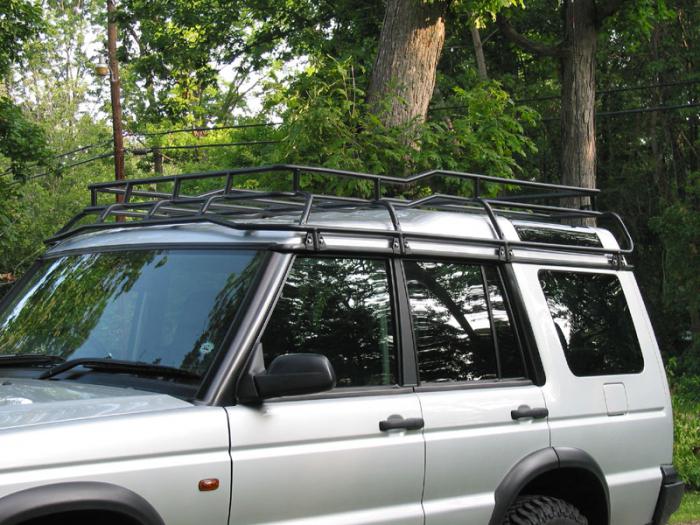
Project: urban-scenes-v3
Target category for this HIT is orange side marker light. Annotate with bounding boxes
[198,478,220,492]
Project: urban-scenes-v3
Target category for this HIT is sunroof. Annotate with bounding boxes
[514,224,602,248]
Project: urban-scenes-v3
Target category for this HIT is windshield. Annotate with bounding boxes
[0,249,264,384]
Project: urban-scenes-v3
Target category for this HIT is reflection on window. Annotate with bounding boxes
[539,271,644,376]
[0,250,263,377]
[261,257,396,388]
[483,266,526,379]
[405,261,497,382]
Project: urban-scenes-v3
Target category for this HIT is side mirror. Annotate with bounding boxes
[254,353,336,399]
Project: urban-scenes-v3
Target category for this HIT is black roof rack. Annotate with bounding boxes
[48,164,633,266]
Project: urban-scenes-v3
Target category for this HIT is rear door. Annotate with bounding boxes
[226,255,425,525]
[402,260,550,524]
[516,265,672,525]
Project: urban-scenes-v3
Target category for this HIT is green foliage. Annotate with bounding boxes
[650,173,700,376]
[673,394,700,490]
[670,491,700,524]
[0,0,42,77]
[259,58,537,196]
[0,97,51,177]
[0,0,50,176]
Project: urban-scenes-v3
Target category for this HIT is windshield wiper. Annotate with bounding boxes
[39,358,201,382]
[0,354,66,367]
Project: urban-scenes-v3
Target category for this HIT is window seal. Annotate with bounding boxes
[481,265,503,378]
[414,378,533,393]
[391,258,418,386]
[263,385,415,403]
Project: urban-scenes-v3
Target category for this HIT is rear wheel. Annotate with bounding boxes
[502,495,588,525]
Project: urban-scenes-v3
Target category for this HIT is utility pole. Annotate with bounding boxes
[107,0,125,201]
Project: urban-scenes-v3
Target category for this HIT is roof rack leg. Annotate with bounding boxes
[292,168,301,193]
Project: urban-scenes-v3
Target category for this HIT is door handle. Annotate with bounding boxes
[379,415,425,432]
[511,405,549,420]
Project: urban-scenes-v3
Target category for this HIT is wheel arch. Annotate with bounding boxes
[0,481,165,525]
[488,447,609,525]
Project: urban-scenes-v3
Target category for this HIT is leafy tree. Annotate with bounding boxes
[0,0,50,177]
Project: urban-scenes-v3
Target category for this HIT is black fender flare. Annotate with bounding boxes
[488,447,610,525]
[0,481,165,525]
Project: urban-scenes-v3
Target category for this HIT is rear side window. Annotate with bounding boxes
[404,261,526,383]
[261,257,397,388]
[539,271,644,376]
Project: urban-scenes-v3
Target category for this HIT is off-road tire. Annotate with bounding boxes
[502,495,588,525]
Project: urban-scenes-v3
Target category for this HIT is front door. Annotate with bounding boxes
[227,255,425,525]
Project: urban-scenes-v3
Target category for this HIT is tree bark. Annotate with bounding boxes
[498,1,627,222]
[559,0,597,213]
[469,20,488,80]
[367,0,448,129]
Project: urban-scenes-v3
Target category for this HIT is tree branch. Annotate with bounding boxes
[496,14,563,58]
[595,0,628,26]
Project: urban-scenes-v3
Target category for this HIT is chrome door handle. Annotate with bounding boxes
[511,405,549,420]
[379,415,425,431]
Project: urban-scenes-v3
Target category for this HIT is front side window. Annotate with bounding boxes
[539,270,644,376]
[261,257,397,388]
[405,261,525,383]
[0,250,264,380]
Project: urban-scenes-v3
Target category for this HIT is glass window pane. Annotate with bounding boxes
[405,261,497,382]
[0,250,264,378]
[261,257,396,388]
[483,266,526,379]
[539,271,644,376]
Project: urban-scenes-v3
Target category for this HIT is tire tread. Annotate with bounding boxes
[502,495,588,525]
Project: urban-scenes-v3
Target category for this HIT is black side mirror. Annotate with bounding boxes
[253,353,336,399]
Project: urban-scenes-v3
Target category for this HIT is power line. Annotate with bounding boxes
[540,102,700,122]
[430,78,700,111]
[126,121,283,138]
[14,140,281,182]
[52,140,113,160]
[24,152,115,181]
[128,140,283,154]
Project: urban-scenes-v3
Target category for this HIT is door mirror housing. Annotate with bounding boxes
[254,353,336,399]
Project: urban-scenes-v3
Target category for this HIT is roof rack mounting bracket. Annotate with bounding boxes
[608,253,623,270]
[497,246,513,262]
[304,231,325,252]
[391,236,410,255]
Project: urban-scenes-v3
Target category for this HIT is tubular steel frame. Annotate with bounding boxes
[48,164,634,264]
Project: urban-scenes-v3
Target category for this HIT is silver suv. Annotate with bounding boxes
[0,165,684,525]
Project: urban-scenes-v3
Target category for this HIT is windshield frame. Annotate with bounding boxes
[0,244,273,401]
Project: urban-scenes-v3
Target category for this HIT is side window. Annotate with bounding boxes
[483,266,527,379]
[261,257,397,388]
[404,261,525,383]
[539,271,644,376]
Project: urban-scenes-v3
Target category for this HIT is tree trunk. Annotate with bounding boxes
[559,0,597,214]
[367,0,448,129]
[469,20,488,80]
[498,1,628,222]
